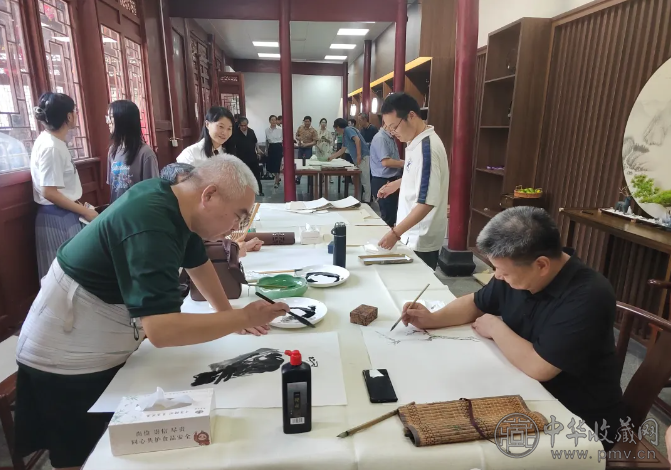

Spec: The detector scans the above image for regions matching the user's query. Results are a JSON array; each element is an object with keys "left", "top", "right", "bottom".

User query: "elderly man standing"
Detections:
[
  {"left": 401, "top": 207, "right": 625, "bottom": 449},
  {"left": 14, "top": 156, "right": 288, "bottom": 470}
]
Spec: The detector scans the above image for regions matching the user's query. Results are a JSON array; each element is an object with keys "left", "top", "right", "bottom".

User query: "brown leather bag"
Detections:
[{"left": 189, "top": 240, "right": 247, "bottom": 301}]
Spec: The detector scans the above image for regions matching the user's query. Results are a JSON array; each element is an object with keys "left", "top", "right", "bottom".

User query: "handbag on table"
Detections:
[{"left": 189, "top": 239, "right": 247, "bottom": 301}]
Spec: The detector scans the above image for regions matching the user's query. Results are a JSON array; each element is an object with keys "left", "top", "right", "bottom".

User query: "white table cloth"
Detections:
[{"left": 84, "top": 205, "right": 604, "bottom": 470}]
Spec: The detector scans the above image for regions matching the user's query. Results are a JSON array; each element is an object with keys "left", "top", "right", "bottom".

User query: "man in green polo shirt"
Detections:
[{"left": 14, "top": 155, "right": 288, "bottom": 470}]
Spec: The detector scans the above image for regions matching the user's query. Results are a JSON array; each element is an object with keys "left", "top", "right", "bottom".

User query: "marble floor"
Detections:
[{"left": 2, "top": 177, "right": 668, "bottom": 469}]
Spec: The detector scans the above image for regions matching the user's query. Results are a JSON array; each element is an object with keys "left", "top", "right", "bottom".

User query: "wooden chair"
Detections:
[
  {"left": 0, "top": 374, "right": 44, "bottom": 470},
  {"left": 0, "top": 335, "right": 44, "bottom": 470},
  {"left": 645, "top": 279, "right": 671, "bottom": 420},
  {"left": 606, "top": 302, "right": 671, "bottom": 469}
]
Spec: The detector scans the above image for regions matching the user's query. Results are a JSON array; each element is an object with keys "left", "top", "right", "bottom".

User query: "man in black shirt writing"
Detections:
[{"left": 402, "top": 207, "right": 624, "bottom": 448}]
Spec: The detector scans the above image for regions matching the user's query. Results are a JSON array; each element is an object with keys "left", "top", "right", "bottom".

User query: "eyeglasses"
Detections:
[{"left": 385, "top": 118, "right": 403, "bottom": 134}]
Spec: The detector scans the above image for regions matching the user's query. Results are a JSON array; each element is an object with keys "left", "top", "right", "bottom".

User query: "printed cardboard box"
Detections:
[{"left": 109, "top": 388, "right": 215, "bottom": 456}]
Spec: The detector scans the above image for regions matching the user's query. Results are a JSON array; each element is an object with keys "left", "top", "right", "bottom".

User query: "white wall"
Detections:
[
  {"left": 478, "top": 0, "right": 593, "bottom": 47},
  {"left": 243, "top": 73, "right": 343, "bottom": 137}
]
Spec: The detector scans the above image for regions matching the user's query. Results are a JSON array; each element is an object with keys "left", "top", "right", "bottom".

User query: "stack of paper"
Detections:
[
  {"left": 288, "top": 196, "right": 360, "bottom": 211},
  {"left": 306, "top": 159, "right": 354, "bottom": 169}
]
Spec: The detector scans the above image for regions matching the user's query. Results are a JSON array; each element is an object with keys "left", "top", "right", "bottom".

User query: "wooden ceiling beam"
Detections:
[
  {"left": 231, "top": 59, "right": 345, "bottom": 76},
  {"left": 167, "top": 0, "right": 399, "bottom": 22}
]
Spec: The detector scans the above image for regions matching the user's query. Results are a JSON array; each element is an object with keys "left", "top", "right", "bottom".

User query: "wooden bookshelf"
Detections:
[
  {"left": 349, "top": 58, "right": 432, "bottom": 126},
  {"left": 468, "top": 18, "right": 552, "bottom": 250}
]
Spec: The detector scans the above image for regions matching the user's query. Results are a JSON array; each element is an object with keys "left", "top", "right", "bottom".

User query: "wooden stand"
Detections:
[{"left": 468, "top": 18, "right": 552, "bottom": 256}]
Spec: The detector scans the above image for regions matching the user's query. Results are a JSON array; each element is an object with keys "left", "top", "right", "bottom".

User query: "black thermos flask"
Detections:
[{"left": 332, "top": 222, "right": 346, "bottom": 268}]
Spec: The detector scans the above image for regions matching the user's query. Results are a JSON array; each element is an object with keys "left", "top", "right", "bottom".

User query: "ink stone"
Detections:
[{"left": 350, "top": 305, "right": 378, "bottom": 326}]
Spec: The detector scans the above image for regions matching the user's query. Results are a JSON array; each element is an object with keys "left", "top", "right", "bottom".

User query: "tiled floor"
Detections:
[{"left": 2, "top": 177, "right": 668, "bottom": 469}]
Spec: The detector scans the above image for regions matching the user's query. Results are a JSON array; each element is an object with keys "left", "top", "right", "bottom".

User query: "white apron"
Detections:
[{"left": 16, "top": 260, "right": 145, "bottom": 375}]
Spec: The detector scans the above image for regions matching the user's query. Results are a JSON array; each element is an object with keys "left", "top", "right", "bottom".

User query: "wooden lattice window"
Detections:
[
  {"left": 119, "top": 0, "right": 137, "bottom": 16},
  {"left": 0, "top": 0, "right": 38, "bottom": 172},
  {"left": 124, "top": 38, "right": 150, "bottom": 143},
  {"left": 190, "top": 35, "right": 213, "bottom": 124},
  {"left": 101, "top": 25, "right": 125, "bottom": 102},
  {"left": 197, "top": 42, "right": 211, "bottom": 115},
  {"left": 99, "top": 25, "right": 151, "bottom": 145},
  {"left": 40, "top": 0, "right": 89, "bottom": 159},
  {"left": 221, "top": 94, "right": 240, "bottom": 116}
]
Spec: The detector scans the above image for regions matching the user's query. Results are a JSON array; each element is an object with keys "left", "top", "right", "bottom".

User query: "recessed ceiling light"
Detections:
[
  {"left": 253, "top": 41, "right": 279, "bottom": 47},
  {"left": 325, "top": 55, "right": 347, "bottom": 60},
  {"left": 258, "top": 53, "right": 280, "bottom": 58},
  {"left": 330, "top": 44, "right": 356, "bottom": 50},
  {"left": 337, "top": 29, "right": 368, "bottom": 36}
]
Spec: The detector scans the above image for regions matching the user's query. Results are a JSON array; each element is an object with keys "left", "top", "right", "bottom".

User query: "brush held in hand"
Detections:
[{"left": 390, "top": 284, "right": 430, "bottom": 332}]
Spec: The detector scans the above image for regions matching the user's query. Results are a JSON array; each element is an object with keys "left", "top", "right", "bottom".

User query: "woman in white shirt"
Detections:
[
  {"left": 176, "top": 106, "right": 235, "bottom": 165},
  {"left": 265, "top": 114, "right": 283, "bottom": 188},
  {"left": 315, "top": 118, "right": 334, "bottom": 161},
  {"left": 30, "top": 92, "right": 98, "bottom": 279}
]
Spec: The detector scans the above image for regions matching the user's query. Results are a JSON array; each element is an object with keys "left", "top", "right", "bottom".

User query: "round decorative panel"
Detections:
[{"left": 623, "top": 58, "right": 671, "bottom": 219}]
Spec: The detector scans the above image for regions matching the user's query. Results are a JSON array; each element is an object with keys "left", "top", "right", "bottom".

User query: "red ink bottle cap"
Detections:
[{"left": 284, "top": 350, "right": 302, "bottom": 366}]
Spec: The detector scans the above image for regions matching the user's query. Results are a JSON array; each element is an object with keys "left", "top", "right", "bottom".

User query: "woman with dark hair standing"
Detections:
[
  {"left": 265, "top": 114, "right": 283, "bottom": 188},
  {"left": 30, "top": 92, "right": 98, "bottom": 279},
  {"left": 177, "top": 106, "right": 235, "bottom": 164},
  {"left": 107, "top": 100, "right": 159, "bottom": 203},
  {"left": 233, "top": 116, "right": 264, "bottom": 196}
]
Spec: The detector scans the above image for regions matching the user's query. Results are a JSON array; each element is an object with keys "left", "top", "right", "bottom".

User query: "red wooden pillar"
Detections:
[
  {"left": 440, "top": 0, "right": 478, "bottom": 276},
  {"left": 342, "top": 62, "right": 348, "bottom": 118},
  {"left": 393, "top": 0, "right": 406, "bottom": 92},
  {"left": 279, "top": 0, "right": 295, "bottom": 201},
  {"left": 362, "top": 40, "right": 372, "bottom": 114}
]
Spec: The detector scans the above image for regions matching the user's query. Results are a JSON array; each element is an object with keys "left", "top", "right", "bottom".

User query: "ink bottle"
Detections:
[{"left": 282, "top": 349, "right": 312, "bottom": 434}]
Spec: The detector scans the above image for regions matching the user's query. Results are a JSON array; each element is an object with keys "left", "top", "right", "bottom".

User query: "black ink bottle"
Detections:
[{"left": 282, "top": 349, "right": 312, "bottom": 434}]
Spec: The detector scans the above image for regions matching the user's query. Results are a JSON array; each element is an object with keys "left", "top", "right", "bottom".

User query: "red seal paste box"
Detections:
[
  {"left": 350, "top": 304, "right": 378, "bottom": 326},
  {"left": 108, "top": 388, "right": 215, "bottom": 456}
]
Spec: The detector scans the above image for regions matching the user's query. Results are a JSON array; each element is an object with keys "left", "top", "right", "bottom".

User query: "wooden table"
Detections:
[
  {"left": 319, "top": 168, "right": 362, "bottom": 200},
  {"left": 560, "top": 208, "right": 671, "bottom": 316}
]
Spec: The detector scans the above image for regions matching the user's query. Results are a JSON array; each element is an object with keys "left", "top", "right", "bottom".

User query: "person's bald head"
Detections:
[{"left": 177, "top": 155, "right": 258, "bottom": 240}]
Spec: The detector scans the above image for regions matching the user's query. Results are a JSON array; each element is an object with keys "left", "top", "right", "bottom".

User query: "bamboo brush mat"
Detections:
[{"left": 398, "top": 395, "right": 548, "bottom": 447}]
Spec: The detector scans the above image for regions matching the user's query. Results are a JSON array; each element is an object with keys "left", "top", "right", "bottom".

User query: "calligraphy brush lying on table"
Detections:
[{"left": 337, "top": 402, "right": 415, "bottom": 438}]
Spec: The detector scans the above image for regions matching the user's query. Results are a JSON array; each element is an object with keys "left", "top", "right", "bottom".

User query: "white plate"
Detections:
[
  {"left": 270, "top": 297, "right": 327, "bottom": 329},
  {"left": 298, "top": 264, "right": 350, "bottom": 288}
]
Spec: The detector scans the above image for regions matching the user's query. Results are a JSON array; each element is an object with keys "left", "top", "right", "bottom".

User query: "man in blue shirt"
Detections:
[
  {"left": 328, "top": 118, "right": 372, "bottom": 203},
  {"left": 369, "top": 127, "right": 404, "bottom": 226}
]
